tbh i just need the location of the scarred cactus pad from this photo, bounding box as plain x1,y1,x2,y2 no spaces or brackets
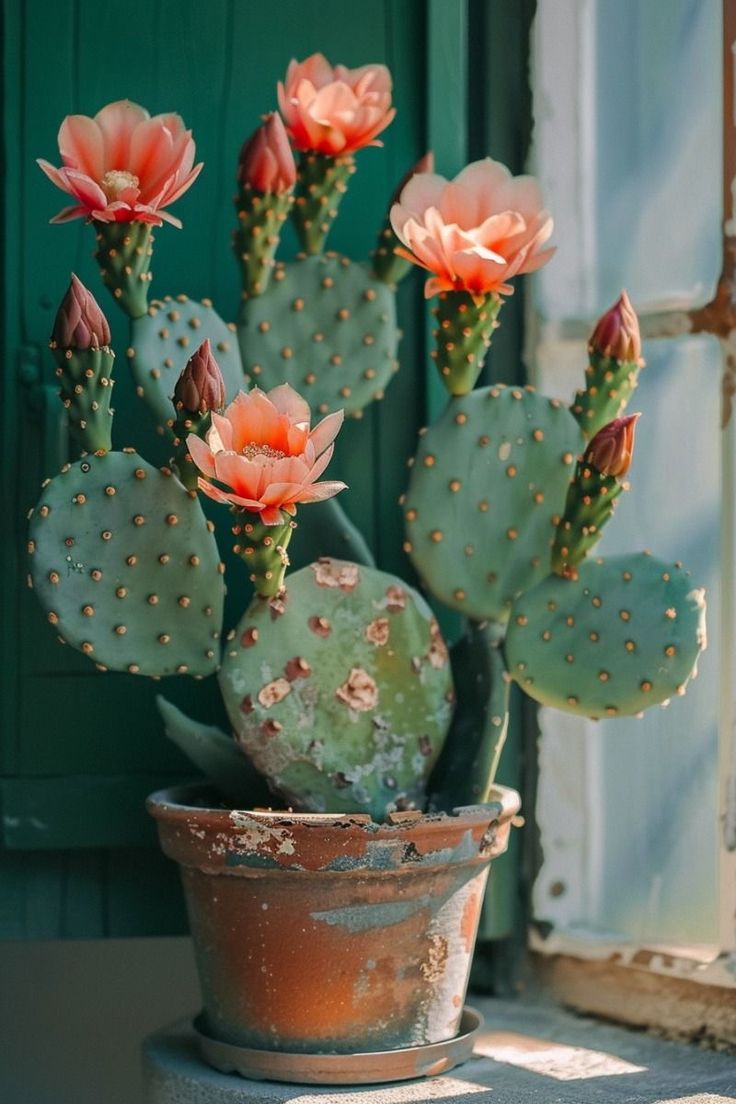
218,558,453,819
404,385,585,622
28,451,225,677
237,254,398,417
504,553,706,718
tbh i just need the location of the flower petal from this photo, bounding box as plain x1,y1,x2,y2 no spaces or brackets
187,433,216,477
267,382,311,424
95,100,149,167
309,409,344,456
58,115,105,179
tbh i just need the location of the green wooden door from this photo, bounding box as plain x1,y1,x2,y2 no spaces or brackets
1,0,529,939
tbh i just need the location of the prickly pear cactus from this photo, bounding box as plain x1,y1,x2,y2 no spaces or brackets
28,451,225,677
128,296,246,432
504,553,707,718
237,255,398,417
404,385,585,621
218,558,453,819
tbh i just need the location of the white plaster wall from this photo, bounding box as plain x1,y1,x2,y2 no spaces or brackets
0,938,199,1104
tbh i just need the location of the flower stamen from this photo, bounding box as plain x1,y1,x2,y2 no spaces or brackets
241,443,287,461
101,170,140,200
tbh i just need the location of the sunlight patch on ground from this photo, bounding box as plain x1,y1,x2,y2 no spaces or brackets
474,1030,647,1081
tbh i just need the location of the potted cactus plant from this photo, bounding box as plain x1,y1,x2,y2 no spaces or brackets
27,54,706,1086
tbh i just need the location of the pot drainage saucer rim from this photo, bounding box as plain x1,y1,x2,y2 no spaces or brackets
193,1006,482,1085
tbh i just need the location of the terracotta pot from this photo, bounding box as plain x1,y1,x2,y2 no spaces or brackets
147,782,520,1055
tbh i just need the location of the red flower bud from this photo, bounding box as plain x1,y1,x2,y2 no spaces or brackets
584,413,640,478
174,339,226,414
590,290,642,362
237,112,296,195
51,273,111,349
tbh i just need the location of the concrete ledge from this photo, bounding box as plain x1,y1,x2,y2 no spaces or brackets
143,995,736,1104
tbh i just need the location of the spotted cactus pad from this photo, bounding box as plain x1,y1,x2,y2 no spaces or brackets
28,451,225,677
128,296,246,431
504,553,707,718
237,254,399,418
404,385,585,622
218,558,453,820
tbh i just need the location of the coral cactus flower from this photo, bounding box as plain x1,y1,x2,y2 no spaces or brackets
37,100,203,227
390,158,555,299
590,290,642,363
277,53,395,155
584,413,640,479
187,384,346,524
238,112,296,194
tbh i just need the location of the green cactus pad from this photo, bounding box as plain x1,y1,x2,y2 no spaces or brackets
218,558,453,820
128,296,246,432
504,552,707,719
237,254,399,418
404,385,585,622
27,451,225,677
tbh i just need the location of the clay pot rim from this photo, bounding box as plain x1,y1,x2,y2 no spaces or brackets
147,781,521,838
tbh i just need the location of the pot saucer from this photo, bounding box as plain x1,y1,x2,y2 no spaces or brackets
194,1006,482,1086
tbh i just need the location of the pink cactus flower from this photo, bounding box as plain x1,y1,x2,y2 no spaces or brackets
390,158,555,299
277,53,395,155
584,413,641,479
590,290,642,362
37,100,203,228
238,112,296,194
187,384,346,525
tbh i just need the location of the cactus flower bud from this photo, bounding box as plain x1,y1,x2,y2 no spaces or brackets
584,413,640,478
51,273,111,349
174,339,226,414
237,113,296,195
590,290,642,362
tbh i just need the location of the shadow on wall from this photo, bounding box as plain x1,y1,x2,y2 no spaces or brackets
0,937,199,1104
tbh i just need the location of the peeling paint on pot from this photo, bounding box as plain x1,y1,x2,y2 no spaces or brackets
147,782,520,1055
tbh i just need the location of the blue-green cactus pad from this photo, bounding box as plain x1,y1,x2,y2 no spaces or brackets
404,385,585,622
218,558,453,819
237,254,398,417
128,296,246,430
504,553,707,718
28,451,225,677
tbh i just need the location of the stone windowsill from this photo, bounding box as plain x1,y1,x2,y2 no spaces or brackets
143,992,736,1104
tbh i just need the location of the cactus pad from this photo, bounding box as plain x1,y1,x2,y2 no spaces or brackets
504,553,707,718
128,296,246,432
28,451,225,677
237,254,399,417
404,385,585,622
218,558,453,819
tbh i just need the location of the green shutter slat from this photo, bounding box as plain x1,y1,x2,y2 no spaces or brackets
0,775,190,850
105,848,188,937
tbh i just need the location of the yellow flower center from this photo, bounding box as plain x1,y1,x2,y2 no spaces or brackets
241,443,286,461
101,170,140,200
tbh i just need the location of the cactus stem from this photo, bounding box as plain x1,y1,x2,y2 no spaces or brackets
93,221,154,319
434,291,503,395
